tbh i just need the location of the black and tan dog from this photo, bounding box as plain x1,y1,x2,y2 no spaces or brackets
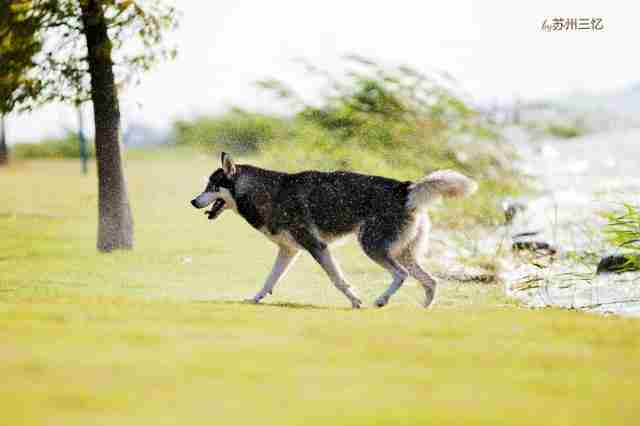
191,153,477,308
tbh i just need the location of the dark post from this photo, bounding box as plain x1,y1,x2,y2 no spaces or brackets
0,114,7,165
77,105,88,174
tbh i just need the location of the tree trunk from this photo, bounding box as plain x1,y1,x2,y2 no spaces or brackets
0,114,7,166
80,0,133,252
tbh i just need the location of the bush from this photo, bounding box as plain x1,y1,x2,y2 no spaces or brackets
172,111,288,154
257,56,495,147
12,133,93,159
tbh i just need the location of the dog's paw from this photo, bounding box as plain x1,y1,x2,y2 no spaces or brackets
374,297,388,308
423,289,435,308
350,298,363,309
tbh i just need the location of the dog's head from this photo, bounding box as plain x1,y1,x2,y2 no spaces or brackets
190,152,238,221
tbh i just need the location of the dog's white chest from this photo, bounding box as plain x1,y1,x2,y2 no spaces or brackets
258,227,300,249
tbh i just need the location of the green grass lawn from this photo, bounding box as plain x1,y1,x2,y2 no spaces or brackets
1,157,639,425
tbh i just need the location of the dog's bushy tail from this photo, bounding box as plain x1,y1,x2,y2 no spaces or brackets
406,170,478,209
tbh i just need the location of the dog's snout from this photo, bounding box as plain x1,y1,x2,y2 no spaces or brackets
191,192,216,209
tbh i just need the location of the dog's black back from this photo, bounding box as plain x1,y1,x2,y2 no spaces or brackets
230,165,411,238
276,169,411,235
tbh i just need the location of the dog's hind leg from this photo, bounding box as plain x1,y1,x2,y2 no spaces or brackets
358,221,408,307
372,256,408,308
398,248,437,308
251,247,300,303
291,227,362,308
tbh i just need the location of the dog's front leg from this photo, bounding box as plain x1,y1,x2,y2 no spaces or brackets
308,248,363,309
250,247,300,303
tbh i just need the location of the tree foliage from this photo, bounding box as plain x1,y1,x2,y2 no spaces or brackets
1,0,179,251
0,0,178,112
0,1,41,112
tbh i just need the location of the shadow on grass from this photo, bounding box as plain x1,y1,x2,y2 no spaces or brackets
194,299,355,311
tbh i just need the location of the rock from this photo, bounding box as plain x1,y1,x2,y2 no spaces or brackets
596,255,640,274
512,241,557,256
436,270,496,284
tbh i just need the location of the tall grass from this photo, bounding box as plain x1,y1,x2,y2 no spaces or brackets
604,203,640,271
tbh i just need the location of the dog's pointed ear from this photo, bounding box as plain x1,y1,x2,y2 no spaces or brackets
221,152,237,177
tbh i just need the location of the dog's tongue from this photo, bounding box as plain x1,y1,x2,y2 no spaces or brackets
205,199,226,220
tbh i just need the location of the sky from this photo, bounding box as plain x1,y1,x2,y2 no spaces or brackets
6,0,640,142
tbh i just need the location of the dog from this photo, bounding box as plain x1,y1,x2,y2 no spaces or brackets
191,152,477,308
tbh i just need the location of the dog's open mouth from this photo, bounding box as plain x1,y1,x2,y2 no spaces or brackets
205,199,226,220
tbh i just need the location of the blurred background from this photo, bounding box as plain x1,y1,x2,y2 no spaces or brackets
4,0,640,144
